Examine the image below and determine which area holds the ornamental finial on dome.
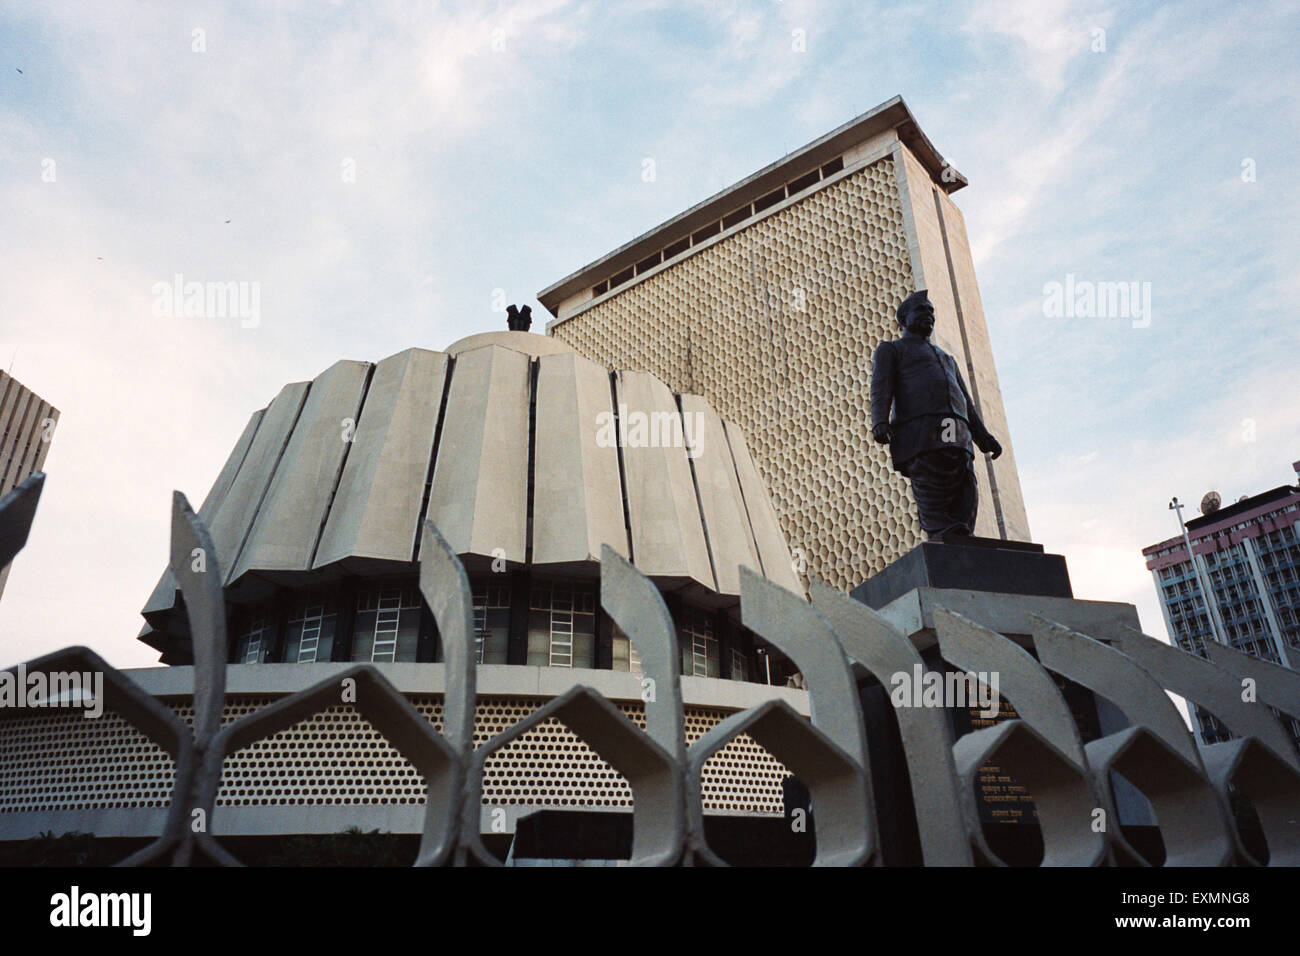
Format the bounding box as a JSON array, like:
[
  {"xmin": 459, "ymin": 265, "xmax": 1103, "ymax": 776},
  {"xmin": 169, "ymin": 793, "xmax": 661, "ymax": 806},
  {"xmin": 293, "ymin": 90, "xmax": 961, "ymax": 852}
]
[{"xmin": 505, "ymin": 304, "xmax": 533, "ymax": 332}]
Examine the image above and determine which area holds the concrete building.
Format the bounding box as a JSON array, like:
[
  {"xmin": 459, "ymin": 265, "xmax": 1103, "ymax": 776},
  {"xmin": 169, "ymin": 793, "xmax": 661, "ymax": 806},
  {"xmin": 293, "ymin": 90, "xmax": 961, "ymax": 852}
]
[
  {"xmin": 0, "ymin": 370, "xmax": 58, "ymax": 601},
  {"xmin": 1, "ymin": 340, "xmax": 1292, "ymax": 865},
  {"xmin": 1143, "ymin": 461, "xmax": 1300, "ymax": 747},
  {"xmin": 7, "ymin": 103, "xmax": 1293, "ymax": 864},
  {"xmin": 138, "ymin": 331, "xmax": 801, "ymax": 672},
  {"xmin": 46, "ymin": 329, "xmax": 815, "ymax": 842},
  {"xmin": 540, "ymin": 96, "xmax": 1031, "ymax": 592}
]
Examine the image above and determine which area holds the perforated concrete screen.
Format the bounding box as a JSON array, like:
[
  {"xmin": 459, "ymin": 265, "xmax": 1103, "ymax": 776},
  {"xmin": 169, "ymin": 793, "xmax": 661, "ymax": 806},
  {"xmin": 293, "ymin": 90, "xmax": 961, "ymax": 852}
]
[
  {"xmin": 548, "ymin": 144, "xmax": 1031, "ymax": 592},
  {"xmin": 0, "ymin": 697, "xmax": 786, "ymax": 818},
  {"xmin": 551, "ymin": 158, "xmax": 926, "ymax": 591}
]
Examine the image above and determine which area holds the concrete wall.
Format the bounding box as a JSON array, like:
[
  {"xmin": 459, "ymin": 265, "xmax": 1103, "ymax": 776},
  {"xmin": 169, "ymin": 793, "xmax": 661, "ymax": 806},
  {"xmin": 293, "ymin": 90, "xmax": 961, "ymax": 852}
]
[
  {"xmin": 895, "ymin": 143, "xmax": 1031, "ymax": 541},
  {"xmin": 141, "ymin": 334, "xmax": 798, "ymax": 651},
  {"xmin": 423, "ymin": 344, "xmax": 531, "ymax": 567},
  {"xmin": 0, "ymin": 663, "xmax": 807, "ymax": 839},
  {"xmin": 532, "ymin": 351, "xmax": 628, "ymax": 571},
  {"xmin": 315, "ymin": 348, "xmax": 448, "ymax": 572}
]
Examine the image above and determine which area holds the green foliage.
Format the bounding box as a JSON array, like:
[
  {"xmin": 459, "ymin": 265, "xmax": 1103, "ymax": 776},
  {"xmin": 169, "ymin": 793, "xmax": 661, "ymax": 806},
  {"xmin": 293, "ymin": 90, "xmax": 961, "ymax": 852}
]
[
  {"xmin": 253, "ymin": 827, "xmax": 410, "ymax": 867},
  {"xmin": 0, "ymin": 830, "xmax": 112, "ymax": 866}
]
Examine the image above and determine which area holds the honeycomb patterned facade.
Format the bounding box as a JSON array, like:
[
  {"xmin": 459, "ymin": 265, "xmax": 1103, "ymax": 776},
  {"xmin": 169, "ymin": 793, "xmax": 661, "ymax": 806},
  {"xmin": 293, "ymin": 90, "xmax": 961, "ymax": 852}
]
[
  {"xmin": 0, "ymin": 696, "xmax": 786, "ymax": 818},
  {"xmin": 552, "ymin": 157, "xmax": 927, "ymax": 592}
]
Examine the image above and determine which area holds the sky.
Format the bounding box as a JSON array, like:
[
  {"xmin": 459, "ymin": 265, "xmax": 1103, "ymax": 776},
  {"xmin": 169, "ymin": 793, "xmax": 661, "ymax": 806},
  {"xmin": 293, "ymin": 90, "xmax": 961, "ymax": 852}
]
[{"xmin": 1, "ymin": 0, "xmax": 1297, "ymax": 671}]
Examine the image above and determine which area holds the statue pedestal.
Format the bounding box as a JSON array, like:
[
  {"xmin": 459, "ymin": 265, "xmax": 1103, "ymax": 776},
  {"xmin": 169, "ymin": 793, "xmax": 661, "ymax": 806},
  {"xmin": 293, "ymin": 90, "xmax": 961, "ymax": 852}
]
[
  {"xmin": 844, "ymin": 543, "xmax": 1153, "ymax": 865},
  {"xmin": 850, "ymin": 536, "xmax": 1072, "ymax": 610}
]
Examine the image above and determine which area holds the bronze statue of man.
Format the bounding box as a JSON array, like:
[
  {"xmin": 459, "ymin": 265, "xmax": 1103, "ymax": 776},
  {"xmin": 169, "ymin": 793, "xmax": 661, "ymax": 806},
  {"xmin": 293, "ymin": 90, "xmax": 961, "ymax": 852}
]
[{"xmin": 870, "ymin": 289, "xmax": 1002, "ymax": 538}]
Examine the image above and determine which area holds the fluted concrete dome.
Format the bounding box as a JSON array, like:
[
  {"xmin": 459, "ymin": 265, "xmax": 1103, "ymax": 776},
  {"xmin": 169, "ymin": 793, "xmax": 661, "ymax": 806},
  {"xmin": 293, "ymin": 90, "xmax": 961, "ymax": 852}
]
[
  {"xmin": 140, "ymin": 334, "xmax": 799, "ymax": 657},
  {"xmin": 444, "ymin": 330, "xmax": 576, "ymax": 358}
]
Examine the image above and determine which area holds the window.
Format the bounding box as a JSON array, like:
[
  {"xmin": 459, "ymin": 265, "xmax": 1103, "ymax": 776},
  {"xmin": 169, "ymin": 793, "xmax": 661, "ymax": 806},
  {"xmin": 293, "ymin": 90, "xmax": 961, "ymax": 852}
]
[
  {"xmin": 283, "ymin": 599, "xmax": 338, "ymax": 663},
  {"xmin": 235, "ymin": 616, "xmax": 270, "ymax": 664},
  {"xmin": 662, "ymin": 237, "xmax": 690, "ymax": 260},
  {"xmin": 528, "ymin": 580, "xmax": 596, "ymax": 669},
  {"xmin": 786, "ymin": 168, "xmax": 820, "ymax": 194},
  {"xmin": 352, "ymin": 588, "xmax": 422, "ymax": 663},
  {"xmin": 679, "ymin": 605, "xmax": 719, "ymax": 678},
  {"xmin": 611, "ymin": 624, "xmax": 643, "ymax": 676},
  {"xmin": 473, "ymin": 582, "xmax": 511, "ymax": 664},
  {"xmin": 690, "ymin": 221, "xmax": 721, "ymax": 245},
  {"xmin": 721, "ymin": 205, "xmax": 751, "ymax": 230},
  {"xmin": 635, "ymin": 251, "xmax": 662, "ymax": 274},
  {"xmin": 752, "ymin": 185, "xmax": 786, "ymax": 214},
  {"xmin": 730, "ymin": 648, "xmax": 748, "ymax": 682}
]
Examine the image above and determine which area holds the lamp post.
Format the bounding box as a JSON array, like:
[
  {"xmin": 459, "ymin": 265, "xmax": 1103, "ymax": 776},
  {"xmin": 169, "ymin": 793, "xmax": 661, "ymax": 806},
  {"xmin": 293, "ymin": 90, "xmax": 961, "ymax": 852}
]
[{"xmin": 1169, "ymin": 496, "xmax": 1226, "ymax": 648}]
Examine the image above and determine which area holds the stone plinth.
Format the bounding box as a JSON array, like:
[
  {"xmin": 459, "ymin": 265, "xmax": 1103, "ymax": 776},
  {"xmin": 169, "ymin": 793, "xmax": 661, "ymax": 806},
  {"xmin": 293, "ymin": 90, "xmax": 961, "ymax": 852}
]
[{"xmin": 850, "ymin": 536, "xmax": 1072, "ymax": 610}]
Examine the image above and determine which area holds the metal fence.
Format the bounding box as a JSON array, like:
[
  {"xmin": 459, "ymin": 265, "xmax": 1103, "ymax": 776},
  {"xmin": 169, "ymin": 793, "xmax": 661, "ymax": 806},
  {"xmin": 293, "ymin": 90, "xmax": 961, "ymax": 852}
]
[{"xmin": 1, "ymin": 473, "xmax": 1297, "ymax": 866}]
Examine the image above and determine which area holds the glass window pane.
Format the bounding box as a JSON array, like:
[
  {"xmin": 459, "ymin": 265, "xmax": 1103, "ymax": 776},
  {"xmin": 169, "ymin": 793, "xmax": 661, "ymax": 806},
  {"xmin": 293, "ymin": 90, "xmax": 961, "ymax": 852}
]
[
  {"xmin": 236, "ymin": 616, "xmax": 269, "ymax": 664},
  {"xmin": 473, "ymin": 581, "xmax": 513, "ymax": 664},
  {"xmin": 488, "ymin": 608, "xmax": 510, "ymax": 663},
  {"xmin": 393, "ymin": 608, "xmax": 420, "ymax": 662},
  {"xmin": 351, "ymin": 610, "xmax": 375, "ymax": 662},
  {"xmin": 284, "ymin": 600, "xmax": 337, "ymax": 663},
  {"xmin": 572, "ymin": 631, "xmax": 595, "ymax": 669},
  {"xmin": 351, "ymin": 588, "xmax": 417, "ymax": 662},
  {"xmin": 731, "ymin": 649, "xmax": 747, "ymax": 682},
  {"xmin": 527, "ymin": 607, "xmax": 551, "ymax": 666},
  {"xmin": 524, "ymin": 579, "xmax": 598, "ymax": 668},
  {"xmin": 612, "ymin": 634, "xmax": 630, "ymax": 672},
  {"xmin": 678, "ymin": 604, "xmax": 718, "ymax": 678}
]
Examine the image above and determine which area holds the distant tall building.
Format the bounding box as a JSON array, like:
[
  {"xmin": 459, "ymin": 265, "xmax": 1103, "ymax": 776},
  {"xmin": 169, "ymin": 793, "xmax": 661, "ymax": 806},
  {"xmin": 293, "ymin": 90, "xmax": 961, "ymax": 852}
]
[
  {"xmin": 540, "ymin": 96, "xmax": 1031, "ymax": 592},
  {"xmin": 1143, "ymin": 461, "xmax": 1300, "ymax": 746},
  {"xmin": 0, "ymin": 371, "xmax": 58, "ymax": 600}
]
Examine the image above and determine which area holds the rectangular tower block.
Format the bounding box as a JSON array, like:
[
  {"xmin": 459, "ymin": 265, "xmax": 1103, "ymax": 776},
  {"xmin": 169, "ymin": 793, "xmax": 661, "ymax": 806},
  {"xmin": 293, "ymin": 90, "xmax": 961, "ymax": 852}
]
[{"xmin": 540, "ymin": 97, "xmax": 1030, "ymax": 592}]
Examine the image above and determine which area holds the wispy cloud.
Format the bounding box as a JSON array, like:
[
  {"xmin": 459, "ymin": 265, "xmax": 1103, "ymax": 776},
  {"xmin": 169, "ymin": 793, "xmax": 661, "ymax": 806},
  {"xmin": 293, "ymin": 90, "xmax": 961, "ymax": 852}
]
[{"xmin": 0, "ymin": 1, "xmax": 1296, "ymax": 669}]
